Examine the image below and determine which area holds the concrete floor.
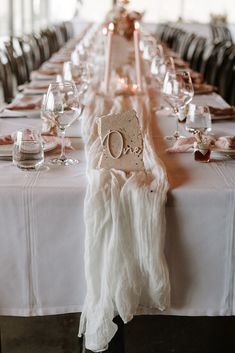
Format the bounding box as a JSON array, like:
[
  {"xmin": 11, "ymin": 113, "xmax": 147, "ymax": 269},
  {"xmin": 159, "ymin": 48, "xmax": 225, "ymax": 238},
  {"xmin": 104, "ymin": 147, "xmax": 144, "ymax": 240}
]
[
  {"xmin": 0, "ymin": 314, "xmax": 83, "ymax": 353},
  {"xmin": 0, "ymin": 314, "xmax": 235, "ymax": 353}
]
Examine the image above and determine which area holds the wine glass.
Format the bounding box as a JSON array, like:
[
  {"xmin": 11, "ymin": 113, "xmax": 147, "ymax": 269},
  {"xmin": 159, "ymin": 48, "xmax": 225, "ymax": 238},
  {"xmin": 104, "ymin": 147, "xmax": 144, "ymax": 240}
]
[
  {"xmin": 162, "ymin": 70, "xmax": 194, "ymax": 139},
  {"xmin": 63, "ymin": 61, "xmax": 91, "ymax": 98},
  {"xmin": 141, "ymin": 36, "xmax": 157, "ymax": 61},
  {"xmin": 151, "ymin": 55, "xmax": 175, "ymax": 111},
  {"xmin": 151, "ymin": 55, "xmax": 175, "ymax": 89},
  {"xmin": 44, "ymin": 81, "xmax": 83, "ymax": 166},
  {"xmin": 185, "ymin": 104, "xmax": 212, "ymax": 133}
]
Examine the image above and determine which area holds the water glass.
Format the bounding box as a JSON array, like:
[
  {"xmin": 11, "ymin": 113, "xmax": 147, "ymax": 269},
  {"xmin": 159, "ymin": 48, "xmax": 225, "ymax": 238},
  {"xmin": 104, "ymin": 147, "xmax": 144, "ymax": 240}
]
[
  {"xmin": 185, "ymin": 104, "xmax": 212, "ymax": 133},
  {"xmin": 13, "ymin": 129, "xmax": 44, "ymax": 170}
]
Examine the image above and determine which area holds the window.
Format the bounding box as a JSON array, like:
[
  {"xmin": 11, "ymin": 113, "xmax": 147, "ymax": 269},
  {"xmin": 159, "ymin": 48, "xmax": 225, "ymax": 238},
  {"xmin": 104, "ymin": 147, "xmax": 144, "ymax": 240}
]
[
  {"xmin": 24, "ymin": 0, "xmax": 33, "ymax": 34},
  {"xmin": 0, "ymin": 0, "xmax": 235, "ymax": 38},
  {"xmin": 0, "ymin": 0, "xmax": 10, "ymax": 37},
  {"xmin": 13, "ymin": 0, "xmax": 24, "ymax": 35}
]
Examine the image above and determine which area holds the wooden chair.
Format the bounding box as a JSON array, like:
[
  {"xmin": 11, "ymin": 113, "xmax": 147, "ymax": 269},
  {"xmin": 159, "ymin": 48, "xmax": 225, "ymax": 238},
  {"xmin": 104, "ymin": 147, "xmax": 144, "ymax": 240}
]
[
  {"xmin": 40, "ymin": 29, "xmax": 58, "ymax": 57},
  {"xmin": 228, "ymin": 65, "xmax": 235, "ymax": 105},
  {"xmin": 199, "ymin": 39, "xmax": 220, "ymax": 78},
  {"xmin": 185, "ymin": 36, "xmax": 200, "ymax": 64},
  {"xmin": 0, "ymin": 49, "xmax": 16, "ymax": 103},
  {"xmin": 203, "ymin": 41, "xmax": 231, "ymax": 85},
  {"xmin": 190, "ymin": 37, "xmax": 207, "ymax": 72},
  {"xmin": 4, "ymin": 38, "xmax": 29, "ymax": 84},
  {"xmin": 32, "ymin": 33, "xmax": 50, "ymax": 63},
  {"xmin": 180, "ymin": 33, "xmax": 196, "ymax": 61},
  {"xmin": 217, "ymin": 47, "xmax": 235, "ymax": 102},
  {"xmin": 211, "ymin": 24, "xmax": 233, "ymax": 42},
  {"xmin": 209, "ymin": 41, "xmax": 233, "ymax": 87},
  {"xmin": 63, "ymin": 21, "xmax": 74, "ymax": 41}
]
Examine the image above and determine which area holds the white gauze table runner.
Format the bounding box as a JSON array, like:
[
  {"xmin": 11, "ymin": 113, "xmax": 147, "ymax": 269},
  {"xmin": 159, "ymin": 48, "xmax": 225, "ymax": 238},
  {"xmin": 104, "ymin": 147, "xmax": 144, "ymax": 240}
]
[{"xmin": 78, "ymin": 80, "xmax": 170, "ymax": 351}]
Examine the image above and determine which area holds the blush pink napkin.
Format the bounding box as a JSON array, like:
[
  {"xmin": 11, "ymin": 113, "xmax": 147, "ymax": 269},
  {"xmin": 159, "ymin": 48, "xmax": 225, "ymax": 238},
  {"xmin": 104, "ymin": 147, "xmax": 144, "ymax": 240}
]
[
  {"xmin": 6, "ymin": 96, "xmax": 42, "ymax": 111},
  {"xmin": 167, "ymin": 135, "xmax": 235, "ymax": 153},
  {"xmin": 0, "ymin": 134, "xmax": 14, "ymax": 145},
  {"xmin": 0, "ymin": 133, "xmax": 73, "ymax": 149},
  {"xmin": 215, "ymin": 136, "xmax": 235, "ymax": 149}
]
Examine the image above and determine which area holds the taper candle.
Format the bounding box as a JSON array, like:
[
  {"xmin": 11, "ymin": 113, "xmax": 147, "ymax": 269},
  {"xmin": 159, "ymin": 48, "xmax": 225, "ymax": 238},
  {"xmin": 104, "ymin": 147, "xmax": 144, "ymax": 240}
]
[
  {"xmin": 133, "ymin": 21, "xmax": 142, "ymax": 90},
  {"xmin": 104, "ymin": 22, "xmax": 114, "ymax": 94}
]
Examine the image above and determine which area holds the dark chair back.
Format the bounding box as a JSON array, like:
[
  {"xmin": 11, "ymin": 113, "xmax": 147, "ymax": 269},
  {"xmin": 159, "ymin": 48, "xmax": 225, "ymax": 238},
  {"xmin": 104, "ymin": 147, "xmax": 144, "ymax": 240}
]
[
  {"xmin": 0, "ymin": 49, "xmax": 15, "ymax": 103},
  {"xmin": 4, "ymin": 38, "xmax": 29, "ymax": 84},
  {"xmin": 217, "ymin": 48, "xmax": 235, "ymax": 102},
  {"xmin": 190, "ymin": 37, "xmax": 206, "ymax": 71},
  {"xmin": 209, "ymin": 42, "xmax": 233, "ymax": 87}
]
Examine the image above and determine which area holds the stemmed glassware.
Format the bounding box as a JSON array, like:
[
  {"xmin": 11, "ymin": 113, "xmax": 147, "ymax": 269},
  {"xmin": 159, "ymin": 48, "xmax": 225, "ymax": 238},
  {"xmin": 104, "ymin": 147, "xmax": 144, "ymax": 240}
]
[
  {"xmin": 162, "ymin": 70, "xmax": 194, "ymax": 139},
  {"xmin": 141, "ymin": 36, "xmax": 158, "ymax": 61},
  {"xmin": 63, "ymin": 61, "xmax": 91, "ymax": 96},
  {"xmin": 43, "ymin": 81, "xmax": 84, "ymax": 166},
  {"xmin": 151, "ymin": 55, "xmax": 175, "ymax": 111},
  {"xmin": 151, "ymin": 55, "xmax": 175, "ymax": 89}
]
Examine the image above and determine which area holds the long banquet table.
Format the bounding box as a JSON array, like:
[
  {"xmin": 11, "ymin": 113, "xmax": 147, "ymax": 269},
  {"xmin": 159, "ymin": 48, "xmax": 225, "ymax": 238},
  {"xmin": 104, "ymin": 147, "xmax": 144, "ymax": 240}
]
[{"xmin": 0, "ymin": 24, "xmax": 235, "ymax": 319}]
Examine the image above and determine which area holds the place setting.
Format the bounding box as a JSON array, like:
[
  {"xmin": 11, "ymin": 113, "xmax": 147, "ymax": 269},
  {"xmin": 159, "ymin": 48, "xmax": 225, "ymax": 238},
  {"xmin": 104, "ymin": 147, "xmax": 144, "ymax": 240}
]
[{"xmin": 165, "ymin": 102, "xmax": 235, "ymax": 162}]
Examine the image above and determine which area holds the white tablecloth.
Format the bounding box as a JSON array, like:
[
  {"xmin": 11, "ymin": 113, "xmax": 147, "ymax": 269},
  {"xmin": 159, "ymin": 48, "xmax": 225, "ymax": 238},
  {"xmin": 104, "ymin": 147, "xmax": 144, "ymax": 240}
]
[{"xmin": 0, "ymin": 87, "xmax": 235, "ymax": 316}]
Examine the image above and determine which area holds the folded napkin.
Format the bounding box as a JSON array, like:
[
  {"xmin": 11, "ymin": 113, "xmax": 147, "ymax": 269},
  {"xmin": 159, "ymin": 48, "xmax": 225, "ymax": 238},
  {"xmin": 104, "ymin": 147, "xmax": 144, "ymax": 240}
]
[
  {"xmin": 42, "ymin": 62, "xmax": 63, "ymax": 69},
  {"xmin": 49, "ymin": 58, "xmax": 66, "ymax": 64},
  {"xmin": 174, "ymin": 58, "xmax": 189, "ymax": 69},
  {"xmin": 41, "ymin": 115, "xmax": 57, "ymax": 136},
  {"xmin": 215, "ymin": 136, "xmax": 235, "ymax": 149},
  {"xmin": 193, "ymin": 83, "xmax": 216, "ymax": 95},
  {"xmin": 28, "ymin": 82, "xmax": 50, "ymax": 90},
  {"xmin": 38, "ymin": 68, "xmax": 62, "ymax": 76},
  {"xmin": 30, "ymin": 71, "xmax": 57, "ymax": 81},
  {"xmin": 167, "ymin": 135, "xmax": 235, "ymax": 153},
  {"xmin": 6, "ymin": 95, "xmax": 42, "ymax": 111},
  {"xmin": 0, "ymin": 132, "xmax": 72, "ymax": 149},
  {"xmin": 187, "ymin": 70, "xmax": 203, "ymax": 84},
  {"xmin": 0, "ymin": 134, "xmax": 14, "ymax": 145},
  {"xmin": 49, "ymin": 54, "xmax": 71, "ymax": 64},
  {"xmin": 208, "ymin": 105, "xmax": 235, "ymax": 118}
]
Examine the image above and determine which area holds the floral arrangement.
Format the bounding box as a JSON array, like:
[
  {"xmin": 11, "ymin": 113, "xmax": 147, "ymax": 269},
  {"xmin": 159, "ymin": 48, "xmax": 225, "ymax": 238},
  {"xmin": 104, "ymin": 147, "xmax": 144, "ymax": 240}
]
[{"xmin": 105, "ymin": 0, "xmax": 143, "ymax": 40}]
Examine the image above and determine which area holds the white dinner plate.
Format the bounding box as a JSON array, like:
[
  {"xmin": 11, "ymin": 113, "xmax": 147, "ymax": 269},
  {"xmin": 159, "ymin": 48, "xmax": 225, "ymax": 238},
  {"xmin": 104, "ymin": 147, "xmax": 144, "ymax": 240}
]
[{"xmin": 0, "ymin": 140, "xmax": 57, "ymax": 158}]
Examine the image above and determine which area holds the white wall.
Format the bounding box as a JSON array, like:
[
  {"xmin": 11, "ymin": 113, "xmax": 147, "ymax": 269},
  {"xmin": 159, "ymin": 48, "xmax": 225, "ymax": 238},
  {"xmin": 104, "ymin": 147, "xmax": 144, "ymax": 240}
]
[
  {"xmin": 79, "ymin": 0, "xmax": 112, "ymax": 22},
  {"xmin": 49, "ymin": 0, "xmax": 77, "ymax": 22},
  {"xmin": 1, "ymin": 0, "xmax": 235, "ymax": 37},
  {"xmin": 130, "ymin": 0, "xmax": 235, "ymax": 23}
]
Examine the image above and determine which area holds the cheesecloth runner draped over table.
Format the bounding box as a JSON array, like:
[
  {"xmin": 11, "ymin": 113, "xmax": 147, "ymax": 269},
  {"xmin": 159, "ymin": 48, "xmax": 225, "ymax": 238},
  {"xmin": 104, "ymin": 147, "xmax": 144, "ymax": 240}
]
[{"xmin": 78, "ymin": 81, "xmax": 170, "ymax": 352}]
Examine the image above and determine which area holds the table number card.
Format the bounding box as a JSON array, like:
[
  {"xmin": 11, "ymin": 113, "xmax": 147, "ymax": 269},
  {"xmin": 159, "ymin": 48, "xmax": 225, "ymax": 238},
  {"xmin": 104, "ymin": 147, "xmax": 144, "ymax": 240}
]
[{"xmin": 97, "ymin": 110, "xmax": 144, "ymax": 172}]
